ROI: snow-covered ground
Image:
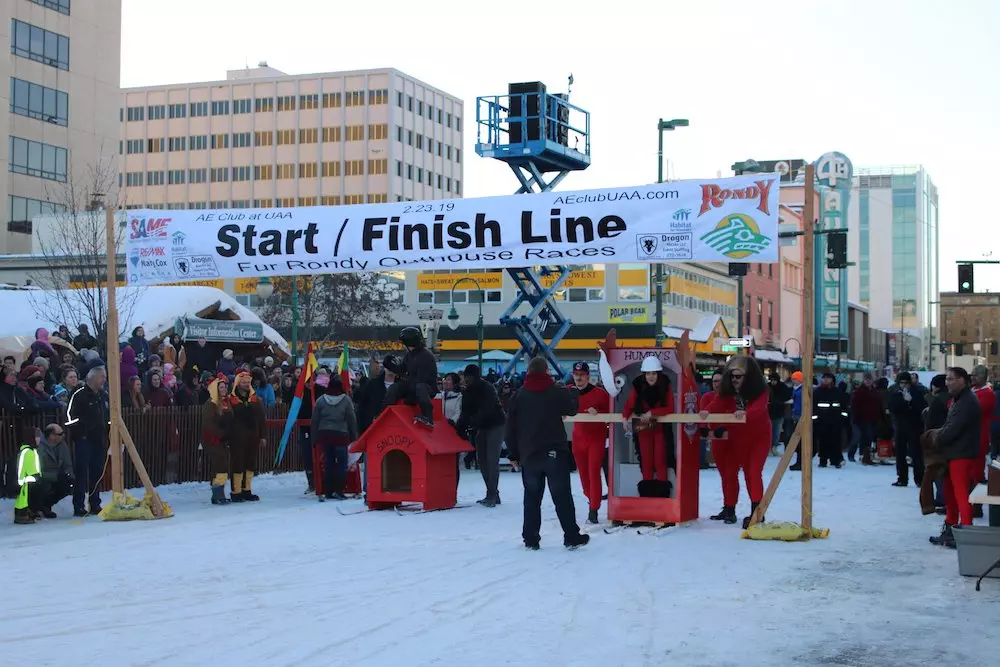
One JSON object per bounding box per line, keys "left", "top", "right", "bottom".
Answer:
{"left": 2, "top": 459, "right": 995, "bottom": 667}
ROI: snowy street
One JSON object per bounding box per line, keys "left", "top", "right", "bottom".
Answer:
{"left": 2, "top": 460, "right": 995, "bottom": 667}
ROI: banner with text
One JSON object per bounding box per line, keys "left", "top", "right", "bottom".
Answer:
{"left": 124, "top": 174, "right": 780, "bottom": 285}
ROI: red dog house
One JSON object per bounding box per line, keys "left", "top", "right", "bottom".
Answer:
{"left": 350, "top": 400, "right": 473, "bottom": 511}
{"left": 604, "top": 344, "right": 701, "bottom": 526}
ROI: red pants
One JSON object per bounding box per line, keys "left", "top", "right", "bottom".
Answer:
{"left": 637, "top": 428, "right": 669, "bottom": 482}
{"left": 573, "top": 440, "right": 605, "bottom": 511}
{"left": 944, "top": 457, "right": 981, "bottom": 526}
{"left": 712, "top": 439, "right": 768, "bottom": 507}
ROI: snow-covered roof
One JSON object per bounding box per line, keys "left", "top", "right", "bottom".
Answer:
{"left": 0, "top": 285, "right": 289, "bottom": 355}
{"left": 662, "top": 315, "right": 727, "bottom": 343}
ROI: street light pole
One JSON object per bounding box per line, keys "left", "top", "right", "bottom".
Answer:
{"left": 654, "top": 117, "right": 689, "bottom": 347}
{"left": 447, "top": 277, "right": 485, "bottom": 370}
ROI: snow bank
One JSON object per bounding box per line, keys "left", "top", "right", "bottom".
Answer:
{"left": 0, "top": 285, "right": 288, "bottom": 354}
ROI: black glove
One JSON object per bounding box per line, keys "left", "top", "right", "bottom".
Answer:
{"left": 713, "top": 427, "right": 726, "bottom": 439}
{"left": 699, "top": 427, "right": 710, "bottom": 437}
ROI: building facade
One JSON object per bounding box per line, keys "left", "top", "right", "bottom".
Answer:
{"left": 2, "top": 0, "right": 122, "bottom": 253}
{"left": 850, "top": 165, "right": 940, "bottom": 368}
{"left": 119, "top": 65, "right": 464, "bottom": 210}
{"left": 940, "top": 291, "right": 1000, "bottom": 377}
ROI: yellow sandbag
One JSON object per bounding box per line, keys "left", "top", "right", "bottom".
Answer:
{"left": 98, "top": 491, "right": 174, "bottom": 521}
{"left": 741, "top": 520, "right": 829, "bottom": 541}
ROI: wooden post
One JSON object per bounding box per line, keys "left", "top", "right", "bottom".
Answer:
{"left": 119, "top": 420, "right": 164, "bottom": 516}
{"left": 104, "top": 208, "right": 124, "bottom": 495}
{"left": 749, "top": 420, "right": 802, "bottom": 527}
{"left": 800, "top": 165, "right": 817, "bottom": 534}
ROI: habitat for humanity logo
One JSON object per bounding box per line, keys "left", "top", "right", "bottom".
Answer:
{"left": 171, "top": 231, "right": 187, "bottom": 253}
{"left": 128, "top": 216, "right": 170, "bottom": 240}
{"left": 672, "top": 209, "right": 692, "bottom": 222}
{"left": 699, "top": 213, "right": 771, "bottom": 259}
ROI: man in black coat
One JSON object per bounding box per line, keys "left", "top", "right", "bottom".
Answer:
{"left": 505, "top": 357, "right": 588, "bottom": 551}
{"left": 383, "top": 327, "right": 437, "bottom": 427}
{"left": 888, "top": 370, "right": 927, "bottom": 487}
{"left": 65, "top": 366, "right": 110, "bottom": 516}
{"left": 813, "top": 372, "right": 847, "bottom": 468}
{"left": 456, "top": 364, "right": 506, "bottom": 507}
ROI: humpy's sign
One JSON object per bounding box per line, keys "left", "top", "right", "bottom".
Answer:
{"left": 124, "top": 174, "right": 779, "bottom": 285}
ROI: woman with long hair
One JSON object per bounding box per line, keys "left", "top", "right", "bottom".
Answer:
{"left": 699, "top": 355, "right": 770, "bottom": 528}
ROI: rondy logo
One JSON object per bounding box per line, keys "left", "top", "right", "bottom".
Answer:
{"left": 698, "top": 180, "right": 774, "bottom": 217}
{"left": 638, "top": 235, "right": 658, "bottom": 256}
{"left": 699, "top": 213, "right": 771, "bottom": 259}
{"left": 129, "top": 216, "right": 170, "bottom": 240}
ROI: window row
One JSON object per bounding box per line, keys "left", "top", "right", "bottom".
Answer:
{"left": 10, "top": 19, "right": 69, "bottom": 70}
{"left": 395, "top": 127, "right": 462, "bottom": 162}
{"left": 123, "top": 89, "right": 393, "bottom": 123}
{"left": 121, "top": 160, "right": 393, "bottom": 186}
{"left": 9, "top": 77, "right": 69, "bottom": 126}
{"left": 397, "top": 161, "right": 461, "bottom": 194}
{"left": 28, "top": 0, "right": 71, "bottom": 15}
{"left": 397, "top": 92, "right": 461, "bottom": 131}
{"left": 7, "top": 195, "right": 66, "bottom": 235}
{"left": 8, "top": 136, "right": 67, "bottom": 182}
{"left": 121, "top": 125, "right": 392, "bottom": 153}
{"left": 130, "top": 195, "right": 389, "bottom": 211}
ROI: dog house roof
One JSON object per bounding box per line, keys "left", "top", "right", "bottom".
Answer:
{"left": 351, "top": 405, "right": 474, "bottom": 456}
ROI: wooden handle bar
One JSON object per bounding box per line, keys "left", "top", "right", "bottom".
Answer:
{"left": 563, "top": 413, "right": 745, "bottom": 424}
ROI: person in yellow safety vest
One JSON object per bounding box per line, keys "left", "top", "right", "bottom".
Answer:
{"left": 14, "top": 427, "right": 43, "bottom": 525}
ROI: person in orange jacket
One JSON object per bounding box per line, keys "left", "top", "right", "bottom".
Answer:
{"left": 699, "top": 355, "right": 770, "bottom": 528}
{"left": 622, "top": 356, "right": 674, "bottom": 483}
{"left": 570, "top": 362, "right": 610, "bottom": 524}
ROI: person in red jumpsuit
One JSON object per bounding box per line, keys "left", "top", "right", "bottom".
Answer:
{"left": 970, "top": 365, "right": 995, "bottom": 516}
{"left": 699, "top": 355, "right": 770, "bottom": 529}
{"left": 622, "top": 356, "right": 674, "bottom": 484}
{"left": 570, "top": 362, "right": 610, "bottom": 524}
{"left": 699, "top": 370, "right": 730, "bottom": 519}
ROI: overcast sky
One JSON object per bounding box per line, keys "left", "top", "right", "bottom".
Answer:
{"left": 121, "top": 0, "right": 1000, "bottom": 291}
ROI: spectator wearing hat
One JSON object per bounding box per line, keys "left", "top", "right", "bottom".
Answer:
{"left": 888, "top": 370, "right": 928, "bottom": 487}
{"left": 311, "top": 375, "right": 358, "bottom": 500}
{"left": 65, "top": 366, "right": 109, "bottom": 516}
{"left": 570, "top": 362, "right": 610, "bottom": 524}
{"left": 227, "top": 371, "right": 266, "bottom": 502}
{"left": 813, "top": 372, "right": 847, "bottom": 468}
{"left": 622, "top": 356, "right": 674, "bottom": 484}
{"left": 850, "top": 373, "right": 881, "bottom": 465}
{"left": 456, "top": 364, "right": 506, "bottom": 507}
{"left": 36, "top": 423, "right": 74, "bottom": 517}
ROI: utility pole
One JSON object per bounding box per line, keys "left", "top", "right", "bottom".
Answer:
{"left": 800, "top": 164, "right": 817, "bottom": 534}
{"left": 654, "top": 117, "right": 689, "bottom": 347}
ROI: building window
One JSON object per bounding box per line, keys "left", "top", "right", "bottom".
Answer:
{"left": 455, "top": 180, "right": 461, "bottom": 195}
{"left": 618, "top": 264, "right": 650, "bottom": 301}
{"left": 233, "top": 98, "right": 251, "bottom": 114}
{"left": 146, "top": 105, "right": 165, "bottom": 120}
{"left": 147, "top": 138, "right": 164, "bottom": 153}
{"left": 231, "top": 199, "right": 251, "bottom": 208}
{"left": 456, "top": 149, "right": 461, "bottom": 163}
{"left": 211, "top": 100, "right": 229, "bottom": 116}
{"left": 345, "top": 160, "right": 364, "bottom": 176}
{"left": 254, "top": 131, "right": 273, "bottom": 146}
{"left": 446, "top": 112, "right": 452, "bottom": 128}
{"left": 7, "top": 195, "right": 66, "bottom": 234}
{"left": 396, "top": 160, "right": 402, "bottom": 177}
{"left": 276, "top": 163, "right": 295, "bottom": 179}
{"left": 299, "top": 128, "right": 318, "bottom": 144}
{"left": 322, "top": 126, "right": 341, "bottom": 142}
{"left": 346, "top": 91, "right": 364, "bottom": 107}
{"left": 210, "top": 167, "right": 229, "bottom": 183}
{"left": 368, "top": 158, "right": 388, "bottom": 175}
{"left": 396, "top": 91, "right": 403, "bottom": 107}
{"left": 189, "top": 101, "right": 208, "bottom": 117}
{"left": 299, "top": 94, "right": 319, "bottom": 110}
{"left": 209, "top": 200, "right": 228, "bottom": 209}
{"left": 168, "top": 169, "right": 185, "bottom": 185}
{"left": 253, "top": 198, "right": 273, "bottom": 208}
{"left": 368, "top": 123, "right": 388, "bottom": 140}
{"left": 368, "top": 89, "right": 389, "bottom": 105}
{"left": 188, "top": 168, "right": 207, "bottom": 184}
{"left": 367, "top": 193, "right": 388, "bottom": 204}
{"left": 11, "top": 20, "right": 69, "bottom": 70}
{"left": 321, "top": 161, "right": 341, "bottom": 178}
{"left": 189, "top": 135, "right": 207, "bottom": 150}
{"left": 322, "top": 92, "right": 342, "bottom": 108}
{"left": 298, "top": 162, "right": 317, "bottom": 178}
{"left": 277, "top": 95, "right": 296, "bottom": 112}
{"left": 254, "top": 97, "right": 273, "bottom": 113}
{"left": 767, "top": 300, "right": 773, "bottom": 332}
{"left": 147, "top": 170, "right": 165, "bottom": 186}
{"left": 256, "top": 164, "right": 276, "bottom": 179}
{"left": 298, "top": 196, "right": 318, "bottom": 206}
{"left": 277, "top": 197, "right": 295, "bottom": 207}
{"left": 168, "top": 103, "right": 186, "bottom": 119}
{"left": 10, "top": 78, "right": 69, "bottom": 126}
{"left": 415, "top": 134, "right": 423, "bottom": 150}
{"left": 126, "top": 139, "right": 144, "bottom": 154}
{"left": 344, "top": 194, "right": 364, "bottom": 205}
{"left": 276, "top": 129, "right": 295, "bottom": 145}
{"left": 232, "top": 132, "right": 251, "bottom": 148}
{"left": 346, "top": 125, "right": 364, "bottom": 142}
{"left": 8, "top": 136, "right": 67, "bottom": 182}
{"left": 126, "top": 106, "right": 144, "bottom": 122}
{"left": 232, "top": 166, "right": 251, "bottom": 182}
{"left": 28, "top": 0, "right": 71, "bottom": 15}
{"left": 125, "top": 172, "right": 143, "bottom": 187}
{"left": 167, "top": 136, "right": 186, "bottom": 152}
{"left": 321, "top": 195, "right": 341, "bottom": 205}
{"left": 756, "top": 298, "right": 763, "bottom": 329}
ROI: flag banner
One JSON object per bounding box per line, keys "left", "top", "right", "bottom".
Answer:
{"left": 274, "top": 343, "right": 318, "bottom": 466}
{"left": 123, "top": 174, "right": 780, "bottom": 285}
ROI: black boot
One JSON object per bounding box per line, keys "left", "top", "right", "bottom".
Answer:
{"left": 211, "top": 485, "right": 230, "bottom": 505}
{"left": 743, "top": 502, "right": 763, "bottom": 530}
{"left": 240, "top": 490, "right": 260, "bottom": 502}
{"left": 929, "top": 523, "right": 956, "bottom": 548}
{"left": 710, "top": 506, "right": 737, "bottom": 524}
{"left": 587, "top": 509, "right": 599, "bottom": 524}
{"left": 13, "top": 508, "right": 35, "bottom": 524}
{"left": 564, "top": 532, "right": 590, "bottom": 550}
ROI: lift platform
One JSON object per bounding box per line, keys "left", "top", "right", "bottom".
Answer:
{"left": 475, "top": 80, "right": 592, "bottom": 377}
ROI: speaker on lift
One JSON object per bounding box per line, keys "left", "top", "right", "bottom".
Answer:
{"left": 550, "top": 93, "right": 569, "bottom": 146}
{"left": 508, "top": 81, "right": 545, "bottom": 144}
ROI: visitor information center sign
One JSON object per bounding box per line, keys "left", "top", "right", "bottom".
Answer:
{"left": 124, "top": 174, "right": 780, "bottom": 286}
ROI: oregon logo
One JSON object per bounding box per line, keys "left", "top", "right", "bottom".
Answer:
{"left": 699, "top": 213, "right": 771, "bottom": 259}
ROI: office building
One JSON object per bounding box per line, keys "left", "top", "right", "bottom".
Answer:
{"left": 3, "top": 0, "right": 122, "bottom": 253}
{"left": 119, "top": 64, "right": 464, "bottom": 211}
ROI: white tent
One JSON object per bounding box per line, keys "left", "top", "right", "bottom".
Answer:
{"left": 0, "top": 285, "right": 289, "bottom": 356}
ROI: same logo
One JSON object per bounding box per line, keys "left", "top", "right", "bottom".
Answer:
{"left": 699, "top": 213, "right": 771, "bottom": 259}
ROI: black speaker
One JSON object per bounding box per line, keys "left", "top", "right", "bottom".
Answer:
{"left": 508, "top": 81, "right": 545, "bottom": 144}
{"left": 550, "top": 93, "right": 569, "bottom": 146}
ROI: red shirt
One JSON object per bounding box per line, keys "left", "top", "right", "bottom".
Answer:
{"left": 974, "top": 385, "right": 995, "bottom": 457}
{"left": 704, "top": 392, "right": 771, "bottom": 448}
{"left": 572, "top": 383, "right": 611, "bottom": 446}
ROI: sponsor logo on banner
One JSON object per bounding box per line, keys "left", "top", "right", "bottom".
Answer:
{"left": 698, "top": 180, "right": 773, "bottom": 217}
{"left": 129, "top": 248, "right": 140, "bottom": 267}
{"left": 699, "top": 213, "right": 771, "bottom": 259}
{"left": 683, "top": 390, "right": 699, "bottom": 438}
{"left": 608, "top": 305, "right": 648, "bottom": 324}
{"left": 129, "top": 216, "right": 170, "bottom": 240}
{"left": 123, "top": 175, "right": 780, "bottom": 286}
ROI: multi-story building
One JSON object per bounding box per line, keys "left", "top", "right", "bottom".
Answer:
{"left": 940, "top": 291, "right": 1000, "bottom": 377}
{"left": 119, "top": 64, "right": 464, "bottom": 211}
{"left": 2, "top": 0, "right": 121, "bottom": 253}
{"left": 850, "top": 165, "right": 940, "bottom": 368}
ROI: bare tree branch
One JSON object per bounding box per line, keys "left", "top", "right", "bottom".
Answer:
{"left": 28, "top": 155, "right": 144, "bottom": 349}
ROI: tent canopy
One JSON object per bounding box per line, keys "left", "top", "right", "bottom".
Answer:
{"left": 464, "top": 350, "right": 514, "bottom": 362}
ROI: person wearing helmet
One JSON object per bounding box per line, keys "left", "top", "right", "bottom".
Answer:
{"left": 384, "top": 326, "right": 438, "bottom": 427}
{"left": 622, "top": 356, "right": 675, "bottom": 484}
{"left": 699, "top": 355, "right": 771, "bottom": 528}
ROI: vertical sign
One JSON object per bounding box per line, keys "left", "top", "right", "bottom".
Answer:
{"left": 813, "top": 152, "right": 853, "bottom": 354}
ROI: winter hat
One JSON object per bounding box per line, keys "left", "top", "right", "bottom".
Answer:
{"left": 463, "top": 364, "right": 481, "bottom": 378}
{"left": 19, "top": 365, "right": 42, "bottom": 383}
{"left": 264, "top": 356, "right": 274, "bottom": 367}
{"left": 791, "top": 371, "right": 803, "bottom": 382}
{"left": 148, "top": 354, "right": 162, "bottom": 366}
{"left": 33, "top": 356, "right": 50, "bottom": 370}
{"left": 223, "top": 349, "right": 234, "bottom": 360}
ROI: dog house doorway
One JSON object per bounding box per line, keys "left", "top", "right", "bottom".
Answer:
{"left": 381, "top": 449, "right": 413, "bottom": 493}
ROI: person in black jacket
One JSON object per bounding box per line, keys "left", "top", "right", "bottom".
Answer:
{"left": 888, "top": 370, "right": 927, "bottom": 487}
{"left": 456, "top": 364, "right": 505, "bottom": 507}
{"left": 930, "top": 367, "right": 983, "bottom": 547}
{"left": 383, "top": 327, "right": 437, "bottom": 427}
{"left": 505, "top": 357, "right": 588, "bottom": 551}
{"left": 768, "top": 374, "right": 792, "bottom": 454}
{"left": 357, "top": 365, "right": 396, "bottom": 433}
{"left": 65, "top": 366, "right": 110, "bottom": 516}
{"left": 812, "top": 373, "right": 847, "bottom": 468}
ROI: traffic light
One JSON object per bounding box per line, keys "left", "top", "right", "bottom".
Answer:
{"left": 992, "top": 341, "right": 998, "bottom": 356}
{"left": 958, "top": 263, "right": 974, "bottom": 293}
{"left": 728, "top": 262, "right": 748, "bottom": 277}
{"left": 826, "top": 231, "right": 848, "bottom": 269}
{"left": 956, "top": 344, "right": 965, "bottom": 357}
